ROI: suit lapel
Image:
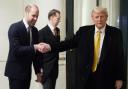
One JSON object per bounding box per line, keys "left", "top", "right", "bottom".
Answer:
{"left": 21, "top": 20, "right": 28, "bottom": 35}
{"left": 31, "top": 27, "right": 36, "bottom": 44}
{"left": 47, "top": 25, "right": 55, "bottom": 37}
{"left": 99, "top": 25, "right": 111, "bottom": 63}
{"left": 20, "top": 21, "right": 30, "bottom": 44}
{"left": 46, "top": 25, "right": 60, "bottom": 41}
{"left": 89, "top": 26, "right": 95, "bottom": 64}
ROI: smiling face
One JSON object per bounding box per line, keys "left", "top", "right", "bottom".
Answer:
{"left": 25, "top": 5, "right": 39, "bottom": 27}
{"left": 91, "top": 7, "right": 108, "bottom": 29}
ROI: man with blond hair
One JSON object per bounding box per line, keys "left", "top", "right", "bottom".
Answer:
{"left": 51, "top": 7, "right": 125, "bottom": 89}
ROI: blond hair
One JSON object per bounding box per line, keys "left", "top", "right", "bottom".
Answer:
{"left": 92, "top": 6, "right": 108, "bottom": 16}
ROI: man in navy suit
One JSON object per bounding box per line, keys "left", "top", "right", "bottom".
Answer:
{"left": 38, "top": 9, "right": 61, "bottom": 89}
{"left": 50, "top": 7, "right": 125, "bottom": 89}
{"left": 4, "top": 4, "right": 50, "bottom": 89}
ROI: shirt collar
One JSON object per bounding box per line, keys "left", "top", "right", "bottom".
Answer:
{"left": 23, "top": 18, "right": 29, "bottom": 29}
{"left": 95, "top": 25, "right": 106, "bottom": 34}
{"left": 48, "top": 22, "right": 56, "bottom": 32}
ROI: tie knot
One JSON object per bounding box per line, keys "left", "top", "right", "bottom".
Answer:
{"left": 96, "top": 31, "right": 101, "bottom": 37}
{"left": 97, "top": 30, "right": 101, "bottom": 33}
{"left": 27, "top": 27, "right": 31, "bottom": 32}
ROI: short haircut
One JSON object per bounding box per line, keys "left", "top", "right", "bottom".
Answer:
{"left": 92, "top": 6, "right": 108, "bottom": 16}
{"left": 48, "top": 9, "right": 60, "bottom": 19}
{"left": 25, "top": 4, "right": 38, "bottom": 13}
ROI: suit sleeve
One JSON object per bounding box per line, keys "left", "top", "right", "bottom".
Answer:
{"left": 38, "top": 30, "right": 45, "bottom": 42}
{"left": 114, "top": 30, "right": 126, "bottom": 81}
{"left": 34, "top": 30, "right": 46, "bottom": 71}
{"left": 8, "top": 24, "right": 36, "bottom": 57}
{"left": 51, "top": 27, "right": 81, "bottom": 52}
{"left": 33, "top": 51, "right": 42, "bottom": 74}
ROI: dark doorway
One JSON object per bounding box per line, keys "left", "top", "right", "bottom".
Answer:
{"left": 120, "top": 0, "right": 128, "bottom": 88}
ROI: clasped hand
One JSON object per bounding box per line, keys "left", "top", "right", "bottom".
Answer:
{"left": 34, "top": 42, "right": 51, "bottom": 53}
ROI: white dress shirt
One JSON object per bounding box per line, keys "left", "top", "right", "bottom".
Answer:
{"left": 48, "top": 22, "right": 56, "bottom": 35}
{"left": 94, "top": 25, "right": 106, "bottom": 60}
{"left": 23, "top": 18, "right": 32, "bottom": 45}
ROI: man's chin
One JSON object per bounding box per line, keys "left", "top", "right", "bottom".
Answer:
{"left": 96, "top": 24, "right": 104, "bottom": 29}
{"left": 30, "top": 23, "right": 35, "bottom": 27}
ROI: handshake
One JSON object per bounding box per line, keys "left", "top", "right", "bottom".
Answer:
{"left": 34, "top": 42, "right": 51, "bottom": 53}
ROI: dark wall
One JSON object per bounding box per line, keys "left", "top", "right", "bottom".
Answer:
{"left": 119, "top": 0, "right": 128, "bottom": 88}
{"left": 66, "top": 0, "right": 77, "bottom": 89}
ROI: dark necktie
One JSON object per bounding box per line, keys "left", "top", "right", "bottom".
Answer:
{"left": 28, "top": 27, "right": 32, "bottom": 45}
{"left": 54, "top": 28, "right": 57, "bottom": 36}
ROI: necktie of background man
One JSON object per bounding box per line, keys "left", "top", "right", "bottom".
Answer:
{"left": 54, "top": 28, "right": 57, "bottom": 36}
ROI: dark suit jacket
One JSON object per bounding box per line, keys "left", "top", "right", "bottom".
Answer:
{"left": 39, "top": 25, "right": 60, "bottom": 81}
{"left": 52, "top": 25, "right": 125, "bottom": 89}
{"left": 5, "top": 20, "right": 40, "bottom": 80}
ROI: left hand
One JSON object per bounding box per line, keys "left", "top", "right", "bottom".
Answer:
{"left": 115, "top": 80, "right": 123, "bottom": 89}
